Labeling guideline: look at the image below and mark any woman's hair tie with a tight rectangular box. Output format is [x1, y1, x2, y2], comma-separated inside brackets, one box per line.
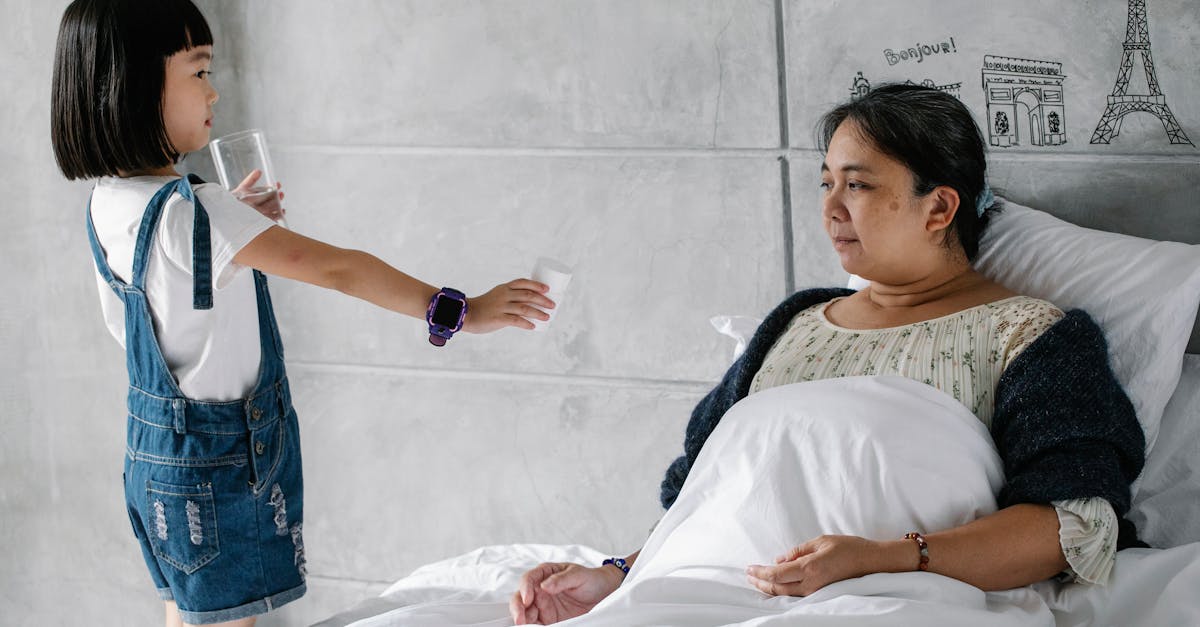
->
[976, 184, 995, 218]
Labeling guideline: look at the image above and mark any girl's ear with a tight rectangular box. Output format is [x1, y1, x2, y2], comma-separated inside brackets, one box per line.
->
[924, 186, 960, 234]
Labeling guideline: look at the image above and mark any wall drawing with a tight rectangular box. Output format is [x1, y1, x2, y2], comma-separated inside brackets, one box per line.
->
[981, 55, 1067, 148]
[905, 78, 962, 99]
[883, 37, 959, 66]
[1091, 0, 1192, 146]
[850, 71, 871, 100]
[848, 72, 960, 101]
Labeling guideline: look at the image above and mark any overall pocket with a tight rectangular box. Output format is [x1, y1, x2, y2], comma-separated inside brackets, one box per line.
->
[144, 479, 220, 574]
[249, 414, 286, 493]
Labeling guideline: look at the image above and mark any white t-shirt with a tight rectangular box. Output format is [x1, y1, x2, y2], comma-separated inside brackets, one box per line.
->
[90, 175, 277, 401]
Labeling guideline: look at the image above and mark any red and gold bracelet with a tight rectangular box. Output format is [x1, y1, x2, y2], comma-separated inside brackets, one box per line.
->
[904, 532, 930, 571]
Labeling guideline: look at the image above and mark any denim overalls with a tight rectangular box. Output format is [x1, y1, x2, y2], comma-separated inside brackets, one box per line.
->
[87, 175, 306, 624]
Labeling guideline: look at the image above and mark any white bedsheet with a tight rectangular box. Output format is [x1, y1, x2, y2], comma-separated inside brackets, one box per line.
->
[318, 376, 1200, 626]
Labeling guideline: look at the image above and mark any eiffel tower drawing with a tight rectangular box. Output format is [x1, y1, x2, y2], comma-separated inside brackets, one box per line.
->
[1090, 0, 1193, 146]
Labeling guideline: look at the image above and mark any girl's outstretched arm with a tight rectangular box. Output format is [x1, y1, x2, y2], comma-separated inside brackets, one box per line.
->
[234, 225, 553, 333]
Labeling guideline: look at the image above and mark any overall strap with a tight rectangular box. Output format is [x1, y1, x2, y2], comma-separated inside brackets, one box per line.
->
[181, 174, 213, 309]
[251, 269, 286, 385]
[128, 174, 213, 310]
[85, 195, 121, 297]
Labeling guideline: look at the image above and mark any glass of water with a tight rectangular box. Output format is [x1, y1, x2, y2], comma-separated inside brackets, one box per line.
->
[209, 129, 286, 227]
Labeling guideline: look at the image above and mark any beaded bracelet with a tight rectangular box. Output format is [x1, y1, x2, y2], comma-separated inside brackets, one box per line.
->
[904, 532, 930, 571]
[602, 557, 630, 574]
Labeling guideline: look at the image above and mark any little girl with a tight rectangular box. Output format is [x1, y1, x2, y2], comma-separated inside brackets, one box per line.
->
[51, 1, 554, 625]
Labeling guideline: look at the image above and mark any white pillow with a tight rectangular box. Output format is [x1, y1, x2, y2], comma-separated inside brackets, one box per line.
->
[1129, 354, 1200, 548]
[973, 198, 1200, 454]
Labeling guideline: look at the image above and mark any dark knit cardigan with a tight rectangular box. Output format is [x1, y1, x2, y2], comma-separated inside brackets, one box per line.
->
[660, 288, 1148, 549]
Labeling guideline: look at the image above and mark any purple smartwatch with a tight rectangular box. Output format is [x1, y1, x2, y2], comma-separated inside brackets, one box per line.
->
[426, 287, 468, 346]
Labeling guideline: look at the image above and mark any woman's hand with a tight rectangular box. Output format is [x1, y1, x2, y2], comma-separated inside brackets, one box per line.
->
[463, 279, 554, 334]
[509, 562, 624, 625]
[233, 169, 286, 222]
[746, 535, 886, 597]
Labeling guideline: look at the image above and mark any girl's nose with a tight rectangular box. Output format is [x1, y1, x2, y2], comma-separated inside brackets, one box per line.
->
[209, 85, 219, 106]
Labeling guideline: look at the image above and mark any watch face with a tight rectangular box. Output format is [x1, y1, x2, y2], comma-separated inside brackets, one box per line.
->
[431, 296, 465, 327]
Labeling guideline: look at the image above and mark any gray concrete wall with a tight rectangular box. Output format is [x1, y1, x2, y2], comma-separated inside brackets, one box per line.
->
[2, 1, 1196, 625]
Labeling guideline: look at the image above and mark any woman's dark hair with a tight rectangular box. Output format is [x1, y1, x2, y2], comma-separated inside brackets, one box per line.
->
[51, 0, 213, 180]
[816, 83, 996, 261]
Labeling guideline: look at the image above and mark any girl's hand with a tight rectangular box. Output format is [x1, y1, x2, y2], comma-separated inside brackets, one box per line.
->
[746, 535, 881, 597]
[233, 169, 286, 222]
[509, 562, 624, 625]
[463, 279, 555, 334]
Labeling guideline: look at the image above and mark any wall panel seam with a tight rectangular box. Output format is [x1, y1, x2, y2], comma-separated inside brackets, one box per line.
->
[786, 147, 1199, 165]
[773, 0, 791, 149]
[304, 573, 392, 587]
[272, 145, 1197, 166]
[274, 145, 789, 159]
[288, 360, 716, 393]
[779, 156, 796, 296]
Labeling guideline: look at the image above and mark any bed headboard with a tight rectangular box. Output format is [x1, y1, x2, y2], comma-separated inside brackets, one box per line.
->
[985, 155, 1200, 354]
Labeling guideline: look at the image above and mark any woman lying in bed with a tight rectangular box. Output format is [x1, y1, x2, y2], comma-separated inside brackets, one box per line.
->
[510, 83, 1147, 625]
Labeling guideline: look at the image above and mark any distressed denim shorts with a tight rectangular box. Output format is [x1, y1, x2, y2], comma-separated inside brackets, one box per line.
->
[123, 384, 306, 624]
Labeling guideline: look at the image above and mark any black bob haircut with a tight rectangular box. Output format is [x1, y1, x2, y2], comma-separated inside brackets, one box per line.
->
[816, 83, 996, 261]
[51, 0, 213, 180]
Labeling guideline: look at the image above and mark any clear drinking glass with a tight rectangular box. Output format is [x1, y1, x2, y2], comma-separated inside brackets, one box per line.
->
[209, 129, 286, 227]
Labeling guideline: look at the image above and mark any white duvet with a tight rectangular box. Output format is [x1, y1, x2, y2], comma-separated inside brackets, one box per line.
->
[319, 377, 1200, 627]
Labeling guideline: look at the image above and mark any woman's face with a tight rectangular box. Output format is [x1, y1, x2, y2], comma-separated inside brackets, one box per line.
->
[819, 120, 947, 284]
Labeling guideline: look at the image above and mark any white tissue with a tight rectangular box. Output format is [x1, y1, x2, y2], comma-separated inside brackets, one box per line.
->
[709, 315, 763, 361]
